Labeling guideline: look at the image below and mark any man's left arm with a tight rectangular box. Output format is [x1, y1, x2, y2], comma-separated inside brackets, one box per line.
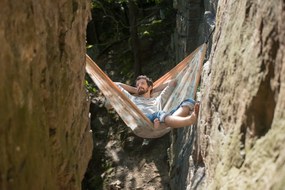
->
[152, 80, 176, 94]
[158, 80, 177, 103]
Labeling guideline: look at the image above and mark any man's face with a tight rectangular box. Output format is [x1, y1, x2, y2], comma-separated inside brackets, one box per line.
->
[136, 79, 152, 95]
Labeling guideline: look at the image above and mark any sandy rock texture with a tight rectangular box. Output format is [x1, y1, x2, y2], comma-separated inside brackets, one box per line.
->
[198, 0, 285, 189]
[169, 0, 284, 189]
[0, 1, 92, 190]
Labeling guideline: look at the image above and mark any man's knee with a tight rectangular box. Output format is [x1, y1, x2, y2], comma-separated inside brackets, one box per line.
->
[180, 98, 195, 111]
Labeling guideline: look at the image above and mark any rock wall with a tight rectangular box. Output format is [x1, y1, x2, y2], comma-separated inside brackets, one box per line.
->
[0, 1, 92, 190]
[170, 0, 284, 189]
[199, 0, 285, 189]
[169, 0, 215, 189]
[173, 0, 205, 62]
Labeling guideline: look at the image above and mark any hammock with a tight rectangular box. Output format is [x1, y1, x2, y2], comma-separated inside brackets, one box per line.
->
[86, 43, 207, 138]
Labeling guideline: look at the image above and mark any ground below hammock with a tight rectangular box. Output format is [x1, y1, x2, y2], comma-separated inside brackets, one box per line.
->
[103, 135, 171, 190]
[83, 94, 172, 190]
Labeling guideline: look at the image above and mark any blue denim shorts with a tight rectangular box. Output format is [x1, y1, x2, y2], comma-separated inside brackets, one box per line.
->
[146, 98, 196, 123]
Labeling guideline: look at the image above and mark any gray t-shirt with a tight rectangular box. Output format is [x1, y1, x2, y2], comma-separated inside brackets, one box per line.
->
[117, 84, 174, 115]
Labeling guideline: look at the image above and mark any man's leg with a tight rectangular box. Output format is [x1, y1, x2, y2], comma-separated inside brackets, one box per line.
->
[171, 106, 191, 117]
[171, 98, 196, 117]
[153, 103, 199, 129]
[165, 103, 199, 128]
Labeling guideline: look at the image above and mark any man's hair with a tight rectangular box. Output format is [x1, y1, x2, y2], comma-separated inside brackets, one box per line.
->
[136, 75, 153, 87]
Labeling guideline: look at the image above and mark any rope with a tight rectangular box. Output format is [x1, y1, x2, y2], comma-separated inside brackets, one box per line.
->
[205, 26, 216, 44]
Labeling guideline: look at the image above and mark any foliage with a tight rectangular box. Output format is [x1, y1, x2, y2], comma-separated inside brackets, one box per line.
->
[85, 79, 97, 96]
[83, 1, 176, 190]
[87, 0, 176, 80]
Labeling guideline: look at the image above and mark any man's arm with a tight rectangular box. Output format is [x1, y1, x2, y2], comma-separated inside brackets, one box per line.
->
[158, 79, 177, 105]
[115, 82, 137, 94]
[152, 80, 177, 94]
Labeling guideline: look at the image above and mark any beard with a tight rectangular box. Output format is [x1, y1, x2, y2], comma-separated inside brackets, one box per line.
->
[137, 87, 147, 95]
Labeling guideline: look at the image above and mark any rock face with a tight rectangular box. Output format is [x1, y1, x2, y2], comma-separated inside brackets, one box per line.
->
[169, 0, 216, 189]
[0, 1, 92, 190]
[199, 0, 285, 189]
[173, 0, 206, 61]
[170, 0, 285, 189]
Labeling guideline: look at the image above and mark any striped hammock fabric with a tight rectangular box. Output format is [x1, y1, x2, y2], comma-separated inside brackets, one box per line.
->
[86, 43, 207, 138]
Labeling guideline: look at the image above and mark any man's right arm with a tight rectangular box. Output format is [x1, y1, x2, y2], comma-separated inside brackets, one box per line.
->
[115, 82, 137, 94]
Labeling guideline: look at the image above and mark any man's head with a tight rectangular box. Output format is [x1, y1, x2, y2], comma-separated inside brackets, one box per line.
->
[135, 75, 153, 96]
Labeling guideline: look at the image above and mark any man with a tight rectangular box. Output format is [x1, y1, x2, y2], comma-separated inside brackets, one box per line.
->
[116, 75, 199, 129]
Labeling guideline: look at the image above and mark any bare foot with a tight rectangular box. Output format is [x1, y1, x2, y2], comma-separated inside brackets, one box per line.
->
[153, 118, 168, 129]
[189, 102, 200, 123]
[194, 102, 200, 116]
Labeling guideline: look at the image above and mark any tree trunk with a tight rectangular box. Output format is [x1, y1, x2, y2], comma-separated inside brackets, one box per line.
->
[128, 0, 142, 76]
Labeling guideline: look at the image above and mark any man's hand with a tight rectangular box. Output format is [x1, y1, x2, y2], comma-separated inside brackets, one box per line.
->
[168, 80, 177, 87]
